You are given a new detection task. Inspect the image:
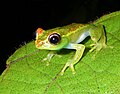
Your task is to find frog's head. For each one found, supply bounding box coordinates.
[35,28,69,50]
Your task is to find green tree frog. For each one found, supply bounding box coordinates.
[35,23,107,75]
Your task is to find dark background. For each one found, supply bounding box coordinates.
[0,0,120,74]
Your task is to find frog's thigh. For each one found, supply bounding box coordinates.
[89,25,106,52]
[61,44,85,75]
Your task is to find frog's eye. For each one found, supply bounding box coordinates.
[48,33,61,45]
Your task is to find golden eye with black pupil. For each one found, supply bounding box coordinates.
[48,33,61,44]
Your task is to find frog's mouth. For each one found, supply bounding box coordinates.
[35,39,44,48]
[35,39,51,49]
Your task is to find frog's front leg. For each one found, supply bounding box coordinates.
[60,44,85,75]
[42,51,56,66]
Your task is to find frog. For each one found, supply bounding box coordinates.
[35,23,107,75]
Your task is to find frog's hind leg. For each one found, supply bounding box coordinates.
[89,24,107,52]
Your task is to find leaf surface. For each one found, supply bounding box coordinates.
[0,11,120,94]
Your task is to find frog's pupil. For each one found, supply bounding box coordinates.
[50,36,59,44]
[49,33,61,44]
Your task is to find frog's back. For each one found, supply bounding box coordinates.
[60,23,89,43]
[47,23,85,35]
[40,23,88,41]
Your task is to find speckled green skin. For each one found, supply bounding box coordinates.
[35,23,107,75]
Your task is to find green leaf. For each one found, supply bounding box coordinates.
[0,11,120,94]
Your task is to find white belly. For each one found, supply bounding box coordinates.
[64,31,90,49]
[76,31,90,43]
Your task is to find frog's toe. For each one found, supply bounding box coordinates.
[60,71,64,76]
[42,58,47,61]
[69,64,76,74]
[42,58,51,66]
[46,62,50,66]
[89,46,97,52]
[42,58,48,62]
[89,43,103,52]
[90,43,96,47]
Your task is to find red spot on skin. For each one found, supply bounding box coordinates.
[36,28,44,35]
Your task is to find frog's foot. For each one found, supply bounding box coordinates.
[42,51,62,66]
[60,62,76,75]
[42,58,51,66]
[41,51,55,66]
[89,43,107,52]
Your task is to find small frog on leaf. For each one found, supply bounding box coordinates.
[35,23,107,75]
